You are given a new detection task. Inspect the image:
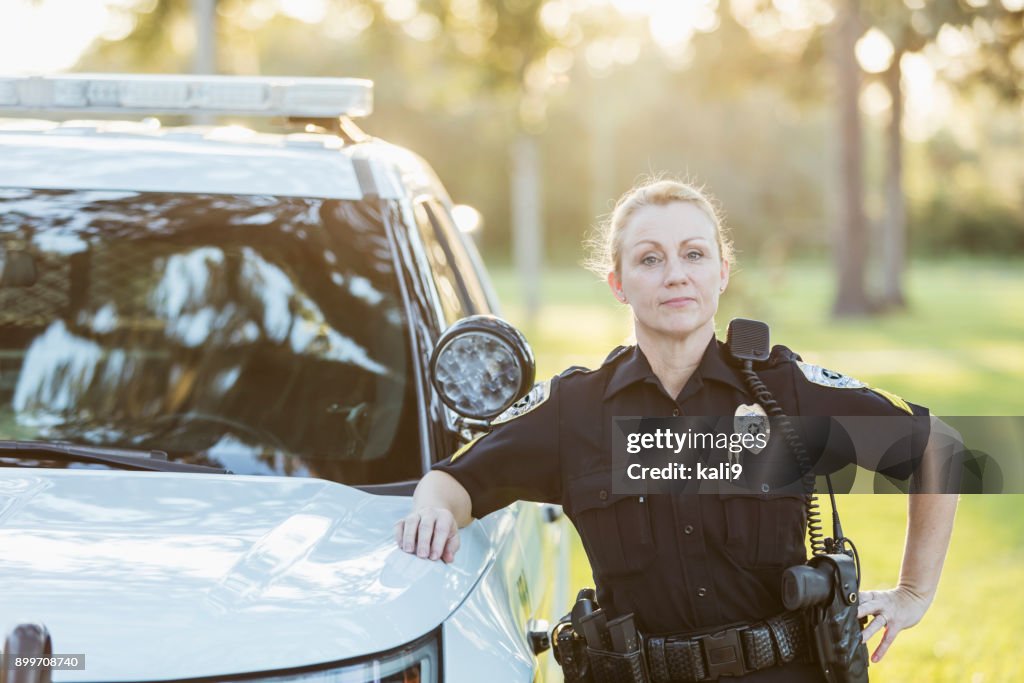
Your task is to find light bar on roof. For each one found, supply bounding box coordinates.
[0,74,373,118]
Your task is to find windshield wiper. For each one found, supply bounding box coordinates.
[0,440,231,474]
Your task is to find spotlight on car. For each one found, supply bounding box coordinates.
[430,315,535,422]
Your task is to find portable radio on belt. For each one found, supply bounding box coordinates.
[726,318,870,683]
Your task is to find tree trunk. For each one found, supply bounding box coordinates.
[191,0,217,126]
[192,0,217,74]
[590,77,616,227]
[880,49,907,309]
[831,0,872,317]
[511,131,543,323]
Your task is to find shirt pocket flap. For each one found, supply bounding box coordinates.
[718,493,806,568]
[567,471,642,513]
[568,472,655,577]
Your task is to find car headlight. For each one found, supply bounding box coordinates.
[252,630,440,683]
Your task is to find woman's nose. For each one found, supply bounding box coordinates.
[663,255,690,286]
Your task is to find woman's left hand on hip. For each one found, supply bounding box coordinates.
[857,587,931,662]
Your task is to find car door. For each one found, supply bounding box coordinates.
[412,196,572,680]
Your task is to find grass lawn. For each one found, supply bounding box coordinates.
[489,259,1024,683]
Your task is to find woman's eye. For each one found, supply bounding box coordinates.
[641,255,660,266]
[686,250,704,261]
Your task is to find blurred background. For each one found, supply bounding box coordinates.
[2,0,1022,680]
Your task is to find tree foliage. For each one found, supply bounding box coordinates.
[73,0,1024,276]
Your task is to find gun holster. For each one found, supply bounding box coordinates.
[805,554,870,683]
[552,616,593,683]
[552,592,649,683]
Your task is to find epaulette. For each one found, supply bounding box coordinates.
[560,365,592,378]
[553,346,629,383]
[601,345,632,366]
[767,344,802,365]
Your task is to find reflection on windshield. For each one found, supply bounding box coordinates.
[0,190,419,485]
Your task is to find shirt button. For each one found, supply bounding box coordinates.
[697,587,707,598]
[598,489,608,501]
[684,525,694,535]
[672,408,680,416]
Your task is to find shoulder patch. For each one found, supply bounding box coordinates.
[492,379,551,425]
[448,434,483,463]
[796,361,866,389]
[796,361,913,414]
[866,386,913,415]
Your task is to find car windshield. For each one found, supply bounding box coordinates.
[0,189,420,485]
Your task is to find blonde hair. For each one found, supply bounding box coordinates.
[585,176,734,276]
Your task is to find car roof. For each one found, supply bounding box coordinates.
[0,117,451,204]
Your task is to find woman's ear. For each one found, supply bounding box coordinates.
[607,271,627,304]
[719,258,731,294]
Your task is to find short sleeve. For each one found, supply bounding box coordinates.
[788,360,931,481]
[431,376,562,519]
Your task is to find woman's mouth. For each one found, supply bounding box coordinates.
[661,297,696,308]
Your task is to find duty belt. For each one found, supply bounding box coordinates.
[643,611,813,682]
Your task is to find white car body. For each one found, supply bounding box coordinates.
[0,79,573,682]
[0,469,571,681]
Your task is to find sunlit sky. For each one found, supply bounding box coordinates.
[3,0,719,73]
[2,0,1013,141]
[0,0,113,74]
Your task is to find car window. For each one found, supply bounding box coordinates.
[0,189,421,485]
[420,200,492,314]
[413,200,476,324]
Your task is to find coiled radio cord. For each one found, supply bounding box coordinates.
[739,361,827,557]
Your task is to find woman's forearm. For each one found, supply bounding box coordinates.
[412,470,473,528]
[897,493,958,602]
[897,420,961,600]
[858,422,961,661]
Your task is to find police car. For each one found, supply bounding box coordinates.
[0,74,572,682]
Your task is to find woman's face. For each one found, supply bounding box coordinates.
[608,201,729,342]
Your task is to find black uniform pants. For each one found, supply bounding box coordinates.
[728,660,825,682]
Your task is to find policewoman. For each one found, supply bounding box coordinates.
[396,179,958,682]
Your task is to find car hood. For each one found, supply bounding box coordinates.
[0,469,497,681]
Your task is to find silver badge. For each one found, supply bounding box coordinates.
[733,402,769,458]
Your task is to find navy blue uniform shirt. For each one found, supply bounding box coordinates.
[433,335,930,643]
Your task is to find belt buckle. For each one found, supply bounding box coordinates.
[695,627,748,680]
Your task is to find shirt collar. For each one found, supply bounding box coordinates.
[603,335,749,400]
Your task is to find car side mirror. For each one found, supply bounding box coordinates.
[429,315,535,422]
